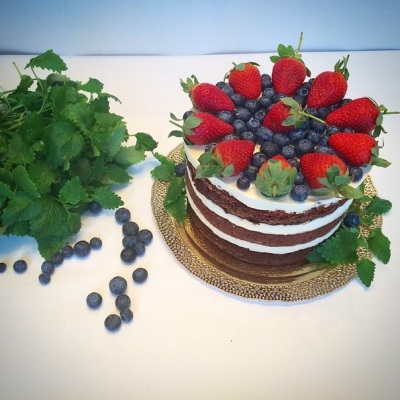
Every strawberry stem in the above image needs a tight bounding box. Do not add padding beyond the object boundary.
[296,32,304,56]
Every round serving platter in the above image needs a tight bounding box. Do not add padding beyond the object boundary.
[151,145,380,302]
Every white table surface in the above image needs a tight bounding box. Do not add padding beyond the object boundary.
[1,51,400,400]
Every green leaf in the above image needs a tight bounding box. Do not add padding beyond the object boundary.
[367,228,391,264]
[59,176,88,206]
[13,165,40,198]
[0,182,15,201]
[151,152,176,182]
[26,50,67,73]
[365,196,392,215]
[6,135,36,165]
[79,78,104,95]
[14,75,34,93]
[134,132,158,152]
[356,259,375,287]
[113,146,146,167]
[164,177,186,223]
[312,228,360,265]
[104,164,132,184]
[91,186,123,209]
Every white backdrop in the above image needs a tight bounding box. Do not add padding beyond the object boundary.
[1,0,400,55]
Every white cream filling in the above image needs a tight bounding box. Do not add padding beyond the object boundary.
[187,166,352,235]
[187,190,341,254]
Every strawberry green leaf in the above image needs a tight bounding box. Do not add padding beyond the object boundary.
[356,259,375,287]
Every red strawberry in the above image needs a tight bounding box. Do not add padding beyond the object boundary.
[270,33,310,96]
[256,155,296,197]
[181,75,235,114]
[170,112,234,145]
[307,56,349,109]
[328,132,377,167]
[262,100,294,133]
[325,97,380,134]
[196,139,255,178]
[226,62,262,100]
[300,153,347,189]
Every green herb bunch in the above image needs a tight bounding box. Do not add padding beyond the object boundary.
[306,181,392,287]
[0,50,157,259]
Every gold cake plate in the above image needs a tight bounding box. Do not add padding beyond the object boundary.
[151,145,380,302]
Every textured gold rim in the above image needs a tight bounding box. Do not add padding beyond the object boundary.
[151,145,381,302]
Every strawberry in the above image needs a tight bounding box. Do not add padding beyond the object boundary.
[328,132,376,167]
[180,75,235,114]
[270,33,310,96]
[262,100,294,133]
[226,62,262,100]
[300,153,347,189]
[307,56,349,109]
[256,155,296,198]
[196,139,255,178]
[170,112,234,145]
[325,97,380,134]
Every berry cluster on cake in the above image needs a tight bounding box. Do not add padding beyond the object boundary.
[152,34,394,286]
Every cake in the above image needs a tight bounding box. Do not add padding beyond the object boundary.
[153,35,393,283]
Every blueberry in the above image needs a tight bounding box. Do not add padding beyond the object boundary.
[234,107,251,122]
[281,145,296,159]
[261,73,272,89]
[90,237,102,250]
[325,125,340,136]
[339,98,352,107]
[88,201,102,215]
[317,107,331,120]
[290,185,310,202]
[239,130,256,142]
[122,235,138,248]
[74,240,91,258]
[13,259,27,273]
[260,141,279,158]
[288,129,306,143]
[246,118,261,132]
[272,134,290,148]
[309,119,326,134]
[132,268,148,284]
[115,207,131,223]
[294,172,305,185]
[318,135,329,147]
[304,107,318,117]
[262,87,276,99]
[295,139,314,156]
[41,260,55,274]
[222,134,237,142]
[51,251,64,266]
[115,294,131,310]
[349,166,363,182]
[232,119,247,134]
[305,130,321,144]
[120,247,137,264]
[120,308,134,323]
[272,93,286,103]
[244,99,259,114]
[251,152,267,168]
[343,212,361,228]
[109,276,127,295]
[86,292,103,309]
[38,272,51,285]
[258,96,272,109]
[122,221,139,236]
[236,176,250,190]
[174,161,186,177]
[0,262,7,273]
[315,146,334,155]
[205,143,217,152]
[216,81,229,90]
[230,93,246,107]
[183,110,194,120]
[104,314,122,332]
[292,95,306,108]
[61,244,74,258]
[242,165,258,182]
[220,84,234,97]
[137,229,153,246]
[295,86,309,98]
[288,158,300,170]
[216,110,235,125]
[133,242,146,256]
[253,109,266,122]
[255,126,273,144]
